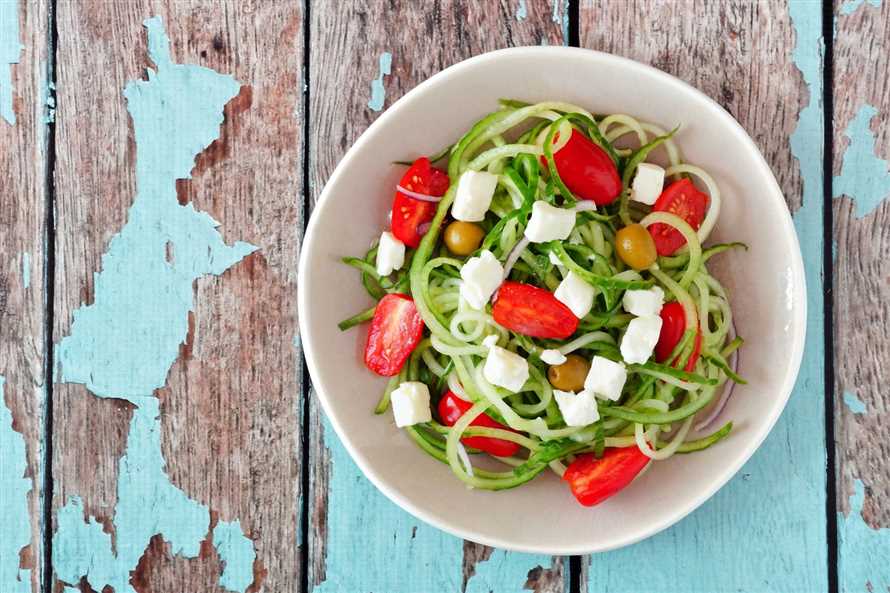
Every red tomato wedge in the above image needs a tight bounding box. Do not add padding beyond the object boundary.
[364,294,425,376]
[438,391,520,457]
[391,157,450,248]
[647,178,709,256]
[563,447,650,506]
[546,130,621,205]
[492,282,579,339]
[653,301,702,372]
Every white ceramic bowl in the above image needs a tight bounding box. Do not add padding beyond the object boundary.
[299,47,806,554]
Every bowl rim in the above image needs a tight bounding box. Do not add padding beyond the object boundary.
[298,45,807,554]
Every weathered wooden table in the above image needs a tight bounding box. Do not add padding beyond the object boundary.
[2,1,888,591]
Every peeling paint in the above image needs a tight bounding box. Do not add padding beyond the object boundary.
[213,519,256,592]
[0,0,22,125]
[843,390,867,414]
[834,105,890,218]
[367,52,392,112]
[839,0,881,16]
[838,480,890,591]
[55,16,256,400]
[0,376,33,593]
[515,0,527,21]
[21,251,30,290]
[52,16,255,593]
[551,0,569,44]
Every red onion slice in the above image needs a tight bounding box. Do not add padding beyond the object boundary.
[501,237,530,281]
[396,184,443,202]
[417,222,432,236]
[695,321,740,431]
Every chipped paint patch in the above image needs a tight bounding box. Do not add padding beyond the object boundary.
[367,52,392,112]
[0,376,33,593]
[52,16,255,593]
[213,520,256,592]
[515,0,528,21]
[551,0,569,44]
[0,0,21,125]
[839,0,881,16]
[843,390,867,414]
[838,480,890,591]
[834,105,890,218]
[21,251,30,290]
[55,17,256,400]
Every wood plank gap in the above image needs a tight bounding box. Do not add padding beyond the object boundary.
[299,0,312,591]
[567,0,579,47]
[820,1,838,592]
[41,2,58,591]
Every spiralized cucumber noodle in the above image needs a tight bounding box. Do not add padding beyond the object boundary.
[340,99,746,493]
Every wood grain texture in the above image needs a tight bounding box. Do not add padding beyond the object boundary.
[0,2,49,592]
[832,0,890,527]
[306,2,566,592]
[580,2,828,592]
[52,1,302,591]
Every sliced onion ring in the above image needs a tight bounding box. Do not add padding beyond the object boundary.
[396,184,443,203]
[501,237,530,281]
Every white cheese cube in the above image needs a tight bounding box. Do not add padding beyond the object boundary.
[375,231,405,276]
[622,286,665,317]
[483,345,529,392]
[459,250,503,310]
[620,315,663,364]
[554,389,600,427]
[584,356,627,401]
[554,272,595,319]
[524,201,576,243]
[452,170,498,222]
[631,163,666,205]
[540,349,567,365]
[390,381,432,427]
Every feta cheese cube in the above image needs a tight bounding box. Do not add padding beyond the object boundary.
[622,286,665,317]
[482,334,499,348]
[452,170,498,222]
[620,315,663,364]
[459,250,503,309]
[390,381,432,427]
[540,348,567,365]
[375,231,405,276]
[483,345,529,392]
[553,389,600,426]
[631,163,666,205]
[554,272,595,319]
[524,201,576,243]
[584,356,627,401]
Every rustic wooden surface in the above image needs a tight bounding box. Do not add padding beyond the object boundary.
[831,0,890,589]
[1,0,888,591]
[0,2,49,592]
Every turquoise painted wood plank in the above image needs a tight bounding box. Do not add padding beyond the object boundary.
[52,17,256,592]
[831,0,890,590]
[0,0,50,591]
[305,2,568,591]
[578,2,828,591]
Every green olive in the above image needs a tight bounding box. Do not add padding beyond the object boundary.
[615,223,658,271]
[444,221,485,256]
[547,354,590,392]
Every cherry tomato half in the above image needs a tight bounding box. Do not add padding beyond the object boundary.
[364,294,425,376]
[647,178,709,256]
[653,301,702,372]
[547,130,621,205]
[563,447,650,506]
[391,157,450,248]
[438,391,520,457]
[492,281,579,339]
